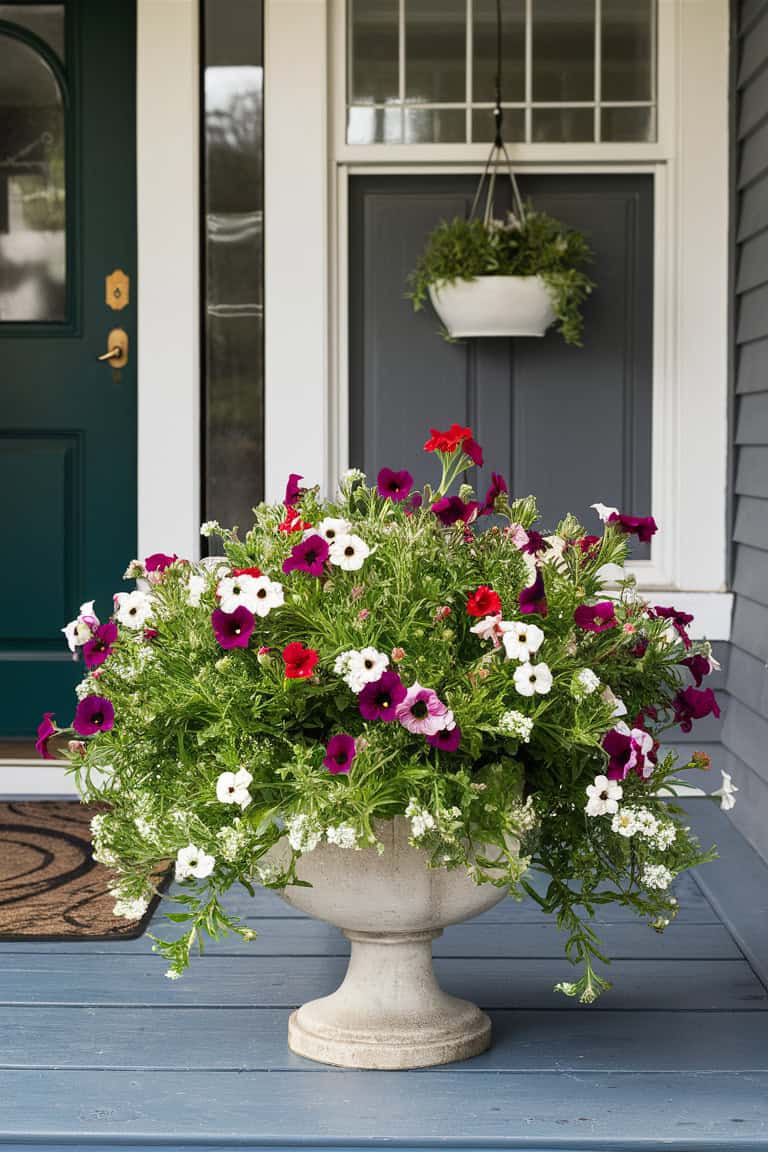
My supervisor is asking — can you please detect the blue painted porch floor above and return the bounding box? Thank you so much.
[1,799,767,1151]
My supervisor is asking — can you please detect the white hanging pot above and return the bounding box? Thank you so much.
[429,274,556,339]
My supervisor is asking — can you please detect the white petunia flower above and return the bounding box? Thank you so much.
[186,573,207,607]
[513,661,553,697]
[642,863,674,890]
[470,614,505,648]
[62,601,98,651]
[335,646,389,692]
[602,685,627,717]
[329,533,370,571]
[250,575,285,617]
[595,562,627,584]
[502,621,545,663]
[591,502,619,523]
[542,535,567,571]
[216,768,253,810]
[113,895,150,921]
[711,769,738,811]
[499,710,534,742]
[175,844,216,881]
[338,468,366,495]
[114,590,154,630]
[315,516,351,544]
[573,668,601,698]
[326,824,358,849]
[585,774,623,817]
[216,573,261,615]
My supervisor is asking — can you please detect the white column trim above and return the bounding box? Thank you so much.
[136,0,200,562]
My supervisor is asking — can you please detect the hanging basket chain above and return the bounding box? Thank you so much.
[469,0,526,228]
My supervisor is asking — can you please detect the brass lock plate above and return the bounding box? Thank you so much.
[106,269,130,311]
[100,327,129,368]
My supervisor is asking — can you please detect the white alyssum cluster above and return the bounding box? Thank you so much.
[499,710,534,742]
[512,796,539,833]
[573,668,601,699]
[75,676,99,701]
[609,806,676,852]
[326,824,359,849]
[334,647,389,692]
[585,774,623,817]
[112,894,150,921]
[286,813,323,853]
[405,798,436,839]
[200,520,221,537]
[338,468,366,496]
[175,844,216,881]
[641,863,674,890]
[215,768,253,810]
[217,819,249,862]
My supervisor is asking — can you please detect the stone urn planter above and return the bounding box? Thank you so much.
[429,274,556,339]
[274,817,510,1070]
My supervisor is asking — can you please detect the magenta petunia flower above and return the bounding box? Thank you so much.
[377,467,413,502]
[323,733,356,774]
[607,512,658,543]
[82,621,119,670]
[463,436,483,467]
[145,552,177,573]
[672,686,720,734]
[284,473,305,508]
[358,670,406,722]
[73,695,115,736]
[574,601,617,632]
[602,724,656,781]
[282,533,329,576]
[519,570,548,617]
[650,605,694,649]
[427,724,461,752]
[35,713,57,759]
[396,681,454,736]
[212,605,255,649]
[481,471,508,515]
[431,496,480,527]
[681,653,714,687]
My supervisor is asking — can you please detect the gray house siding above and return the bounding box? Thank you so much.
[723,0,768,859]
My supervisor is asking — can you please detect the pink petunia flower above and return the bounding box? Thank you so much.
[396,681,454,736]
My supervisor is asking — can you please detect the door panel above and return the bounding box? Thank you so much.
[350,173,653,550]
[0,0,136,738]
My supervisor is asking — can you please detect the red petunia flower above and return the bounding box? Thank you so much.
[232,565,263,578]
[466,585,502,618]
[279,508,312,533]
[282,642,319,679]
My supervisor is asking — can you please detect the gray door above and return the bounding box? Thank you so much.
[349,173,653,548]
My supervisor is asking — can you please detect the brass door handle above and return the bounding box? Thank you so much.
[98,328,129,368]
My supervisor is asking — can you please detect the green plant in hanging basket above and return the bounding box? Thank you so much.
[407,208,595,346]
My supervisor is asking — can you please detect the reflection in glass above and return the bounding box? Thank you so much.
[601,105,654,143]
[472,107,524,143]
[602,0,653,102]
[350,0,398,104]
[472,0,524,104]
[347,105,403,145]
[0,6,64,59]
[0,32,65,320]
[532,107,594,143]
[405,0,465,103]
[532,0,595,102]
[203,0,264,532]
[404,107,464,144]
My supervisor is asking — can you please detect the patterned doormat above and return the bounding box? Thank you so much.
[0,801,166,940]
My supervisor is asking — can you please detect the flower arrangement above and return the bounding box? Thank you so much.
[39,424,731,1002]
[407,209,594,345]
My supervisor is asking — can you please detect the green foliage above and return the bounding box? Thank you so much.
[407,210,594,345]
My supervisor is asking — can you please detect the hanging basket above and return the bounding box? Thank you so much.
[429,274,556,339]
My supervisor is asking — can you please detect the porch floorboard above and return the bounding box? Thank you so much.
[1,799,767,1151]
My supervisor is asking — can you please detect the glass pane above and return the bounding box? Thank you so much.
[347,104,402,144]
[349,0,398,103]
[472,107,524,143]
[0,6,64,59]
[601,105,655,142]
[602,0,653,102]
[203,0,264,532]
[533,0,595,102]
[404,106,465,143]
[472,0,524,104]
[0,32,65,321]
[405,0,465,103]
[532,107,594,143]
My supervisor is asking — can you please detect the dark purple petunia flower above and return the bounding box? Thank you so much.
[358,670,407,722]
[284,473,305,508]
[323,733,356,775]
[431,496,480,527]
[574,601,618,632]
[82,621,119,670]
[608,513,658,543]
[521,530,550,556]
[481,471,508,515]
[681,653,713,687]
[145,552,177,573]
[650,605,694,650]
[519,570,548,617]
[463,437,483,467]
[377,467,414,503]
[35,712,57,759]
[73,695,115,736]
[212,605,255,649]
[672,686,720,734]
[427,724,461,752]
[282,533,330,576]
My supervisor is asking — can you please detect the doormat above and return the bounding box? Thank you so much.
[0,801,167,940]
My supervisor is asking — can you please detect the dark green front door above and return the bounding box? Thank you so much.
[0,0,136,738]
